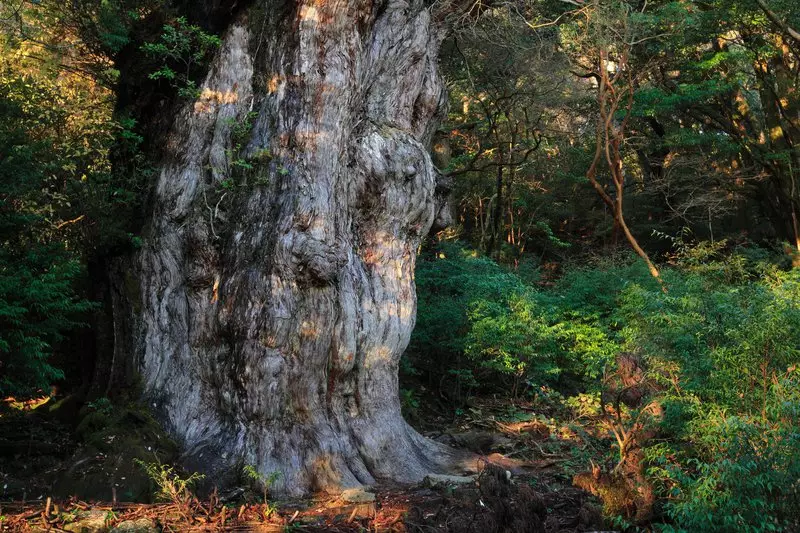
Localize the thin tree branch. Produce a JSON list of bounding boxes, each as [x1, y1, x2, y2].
[[755, 0, 800, 43]]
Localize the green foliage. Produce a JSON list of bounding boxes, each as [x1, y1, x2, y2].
[[0, 72, 95, 395], [411, 241, 525, 357], [407, 241, 527, 400], [465, 289, 618, 391], [410, 241, 629, 397], [594, 245, 799, 529], [242, 464, 281, 504], [410, 239, 800, 530], [652, 409, 800, 533], [0, 2, 153, 395], [140, 17, 221, 99], [400, 387, 421, 421], [620, 249, 800, 411], [86, 396, 113, 415], [219, 111, 273, 188], [609, 244, 800, 529], [135, 459, 204, 505]]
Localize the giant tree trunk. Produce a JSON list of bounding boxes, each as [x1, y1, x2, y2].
[[128, 0, 464, 496]]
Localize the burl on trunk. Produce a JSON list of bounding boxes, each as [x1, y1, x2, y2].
[[128, 0, 464, 495]]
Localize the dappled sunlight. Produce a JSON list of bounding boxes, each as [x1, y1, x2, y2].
[[193, 88, 240, 113], [299, 5, 320, 23], [365, 345, 392, 364], [274, 129, 330, 151], [2, 395, 51, 412], [299, 320, 319, 339]]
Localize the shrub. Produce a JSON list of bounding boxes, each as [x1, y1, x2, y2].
[[653, 410, 800, 533], [140, 17, 221, 99], [410, 242, 630, 397], [617, 246, 800, 531], [410, 240, 800, 530], [619, 259, 800, 413], [465, 290, 620, 395], [0, 74, 94, 395], [407, 241, 525, 400], [134, 459, 204, 506]]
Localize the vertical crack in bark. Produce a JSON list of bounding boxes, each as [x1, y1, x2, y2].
[[132, 0, 465, 496]]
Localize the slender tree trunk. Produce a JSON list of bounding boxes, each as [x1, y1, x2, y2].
[[492, 152, 504, 258], [585, 49, 662, 284], [122, 0, 465, 496]]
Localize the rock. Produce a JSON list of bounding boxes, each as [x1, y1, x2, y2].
[[424, 473, 477, 488], [331, 502, 377, 521], [340, 488, 376, 503], [110, 518, 159, 533], [485, 452, 531, 475], [219, 486, 245, 502], [347, 503, 376, 520], [63, 509, 111, 532]]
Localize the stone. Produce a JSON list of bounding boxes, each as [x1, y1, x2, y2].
[[424, 473, 477, 488], [330, 503, 376, 521], [340, 488, 376, 503], [110, 518, 159, 533], [63, 509, 110, 532]]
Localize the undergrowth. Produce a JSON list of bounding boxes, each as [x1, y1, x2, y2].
[[405, 238, 800, 531]]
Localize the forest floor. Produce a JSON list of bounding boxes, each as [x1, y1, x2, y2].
[[0, 395, 605, 532]]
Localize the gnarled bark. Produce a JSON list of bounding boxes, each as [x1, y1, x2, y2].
[[128, 1, 465, 496]]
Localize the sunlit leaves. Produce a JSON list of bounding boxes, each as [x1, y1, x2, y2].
[[0, 76, 96, 395], [140, 16, 221, 99]]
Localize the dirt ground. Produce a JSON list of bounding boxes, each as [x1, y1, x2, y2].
[[0, 395, 605, 532]]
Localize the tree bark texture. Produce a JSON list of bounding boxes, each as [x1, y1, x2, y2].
[[127, 0, 464, 496]]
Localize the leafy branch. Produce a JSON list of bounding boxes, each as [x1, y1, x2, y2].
[[140, 17, 221, 99]]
